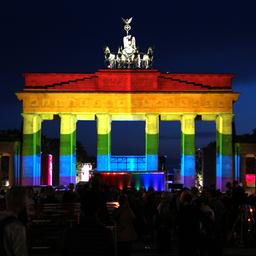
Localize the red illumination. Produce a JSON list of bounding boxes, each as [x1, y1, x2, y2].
[[101, 172, 127, 175], [248, 218, 251, 223], [245, 174, 256, 188], [250, 208, 253, 213], [99, 172, 132, 190], [41, 154, 52, 185], [23, 70, 232, 92]]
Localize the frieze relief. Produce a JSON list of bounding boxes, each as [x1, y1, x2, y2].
[[19, 93, 238, 113]]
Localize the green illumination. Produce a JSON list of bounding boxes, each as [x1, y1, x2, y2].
[[22, 130, 41, 156], [146, 133, 158, 155], [181, 133, 195, 156], [97, 133, 111, 155], [216, 131, 232, 156], [60, 131, 76, 156]]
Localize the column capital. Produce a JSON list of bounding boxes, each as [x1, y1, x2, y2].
[[145, 114, 159, 134], [96, 114, 112, 134], [59, 113, 77, 134], [216, 113, 233, 135], [181, 114, 196, 135], [22, 113, 42, 134]]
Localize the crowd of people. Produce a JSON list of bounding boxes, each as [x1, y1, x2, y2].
[[0, 178, 255, 256]]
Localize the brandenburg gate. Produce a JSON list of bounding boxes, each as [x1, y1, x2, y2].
[[16, 18, 239, 191]]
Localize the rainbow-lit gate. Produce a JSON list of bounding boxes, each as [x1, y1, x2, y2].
[[16, 69, 239, 191]]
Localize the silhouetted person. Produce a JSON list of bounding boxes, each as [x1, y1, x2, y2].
[[176, 190, 200, 256], [155, 192, 173, 254], [0, 186, 28, 256], [62, 190, 115, 256], [39, 186, 58, 203], [63, 183, 79, 203], [198, 197, 215, 256], [114, 194, 137, 256]]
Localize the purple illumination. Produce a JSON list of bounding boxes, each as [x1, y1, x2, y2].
[[100, 172, 164, 191]]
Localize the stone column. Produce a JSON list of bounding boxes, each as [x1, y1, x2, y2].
[[59, 114, 77, 185], [97, 114, 111, 171], [145, 114, 159, 171], [234, 143, 241, 182], [12, 141, 21, 185], [181, 114, 196, 187], [21, 113, 42, 185], [216, 113, 233, 191]]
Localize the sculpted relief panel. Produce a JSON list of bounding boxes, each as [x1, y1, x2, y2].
[[17, 92, 238, 113]]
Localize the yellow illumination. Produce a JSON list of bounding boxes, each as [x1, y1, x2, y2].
[[181, 114, 196, 134], [145, 114, 159, 134], [216, 114, 233, 135], [22, 113, 41, 134], [59, 114, 77, 134], [97, 114, 111, 134]]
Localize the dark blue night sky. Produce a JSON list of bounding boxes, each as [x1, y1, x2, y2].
[[0, 0, 255, 169]]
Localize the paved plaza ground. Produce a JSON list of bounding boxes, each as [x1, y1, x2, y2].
[[130, 246, 256, 256], [31, 246, 256, 256], [130, 248, 256, 256]]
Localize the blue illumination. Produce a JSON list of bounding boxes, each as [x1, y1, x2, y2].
[[59, 155, 76, 185], [216, 154, 233, 190], [14, 153, 20, 184], [22, 154, 41, 185], [234, 144, 241, 182], [181, 155, 195, 187], [235, 155, 241, 181], [216, 154, 233, 178], [13, 142, 21, 185], [131, 172, 165, 191], [142, 174, 149, 190], [97, 155, 111, 171], [110, 156, 146, 171], [146, 154, 158, 171]]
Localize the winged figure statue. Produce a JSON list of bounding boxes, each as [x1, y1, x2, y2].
[[121, 17, 133, 25]]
